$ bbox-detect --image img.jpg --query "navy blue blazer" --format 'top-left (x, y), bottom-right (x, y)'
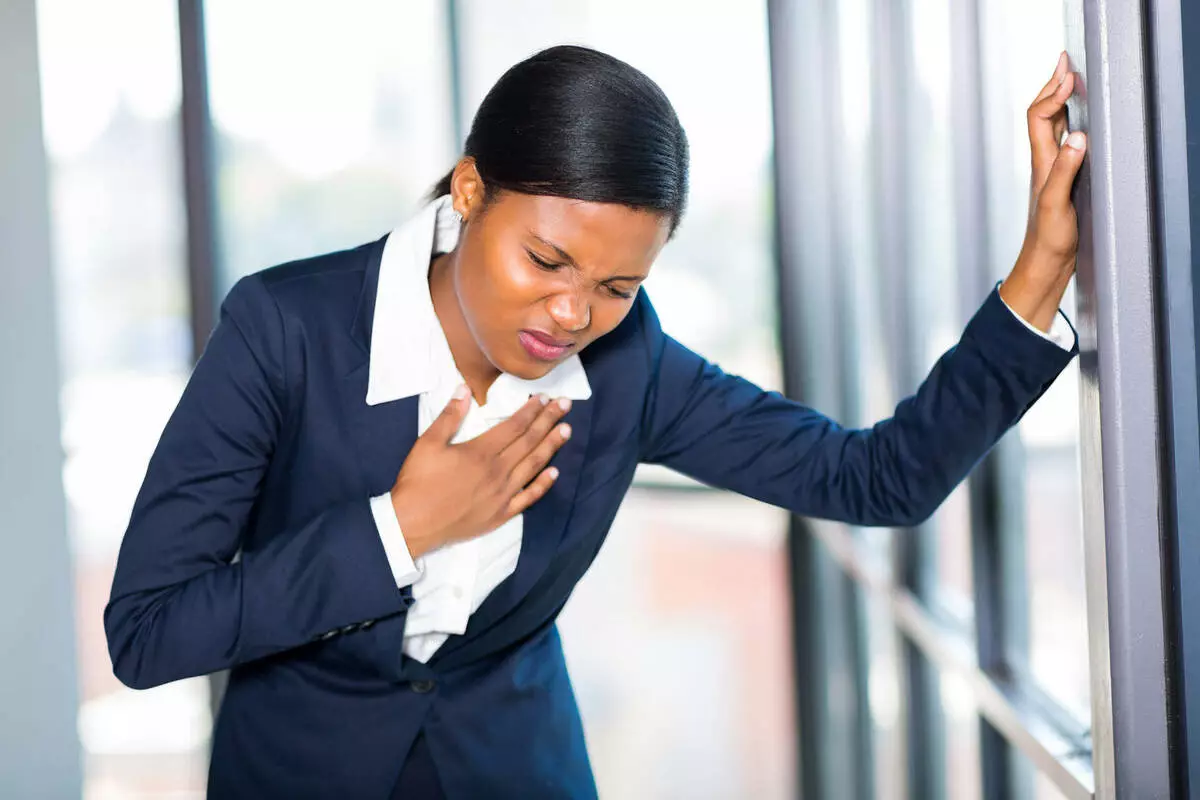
top-left (105, 234), bottom-right (1076, 798)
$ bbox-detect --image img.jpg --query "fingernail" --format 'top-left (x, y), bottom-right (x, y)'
top-left (547, 467), bottom-right (559, 480)
top-left (1067, 131), bottom-right (1086, 150)
top-left (559, 424), bottom-right (571, 440)
top-left (536, 393), bottom-right (550, 406)
top-left (453, 384), bottom-right (470, 400)
top-left (557, 398), bottom-right (572, 412)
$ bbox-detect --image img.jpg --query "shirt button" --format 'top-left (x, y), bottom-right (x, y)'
top-left (452, 586), bottom-right (464, 600)
top-left (410, 680), bottom-right (436, 694)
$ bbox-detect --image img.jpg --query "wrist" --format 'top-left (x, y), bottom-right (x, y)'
top-left (1000, 248), bottom-right (1074, 333)
top-left (390, 486), bottom-right (439, 560)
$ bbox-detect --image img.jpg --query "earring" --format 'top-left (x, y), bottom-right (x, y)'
top-left (451, 209), bottom-right (463, 223)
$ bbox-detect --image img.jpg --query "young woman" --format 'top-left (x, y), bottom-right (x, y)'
top-left (106, 45), bottom-right (1084, 798)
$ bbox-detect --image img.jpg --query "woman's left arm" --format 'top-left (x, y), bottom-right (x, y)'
top-left (638, 54), bottom-right (1085, 526)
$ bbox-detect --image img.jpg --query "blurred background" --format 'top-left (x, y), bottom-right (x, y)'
top-left (4, 0), bottom-right (1199, 798)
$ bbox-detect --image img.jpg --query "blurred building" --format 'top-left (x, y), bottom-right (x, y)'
top-left (2, 1), bottom-right (1199, 798)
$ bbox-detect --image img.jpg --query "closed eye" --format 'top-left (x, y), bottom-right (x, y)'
top-left (603, 283), bottom-right (635, 300)
top-left (525, 248), bottom-right (564, 271)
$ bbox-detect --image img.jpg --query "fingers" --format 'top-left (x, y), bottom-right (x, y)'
top-left (507, 416), bottom-right (572, 490)
top-left (1029, 70), bottom-right (1075, 182)
top-left (1033, 51), bottom-right (1069, 103)
top-left (506, 467), bottom-right (559, 517)
top-left (498, 396), bottom-right (571, 468)
top-left (426, 384), bottom-right (472, 444)
top-left (479, 394), bottom-right (551, 449)
top-left (1038, 131), bottom-right (1087, 212)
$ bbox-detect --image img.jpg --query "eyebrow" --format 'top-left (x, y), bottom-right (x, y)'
top-left (528, 232), bottom-right (647, 284)
top-left (530, 234), bottom-right (577, 266)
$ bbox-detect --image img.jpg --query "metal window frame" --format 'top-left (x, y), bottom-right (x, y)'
top-left (769, 0), bottom-right (1188, 795)
top-left (1063, 0), bottom-right (1176, 794)
top-left (178, 0), bottom-right (220, 358)
top-left (871, 0), bottom-right (948, 797)
top-left (767, 0), bottom-right (858, 796)
top-left (1144, 0), bottom-right (1200, 794)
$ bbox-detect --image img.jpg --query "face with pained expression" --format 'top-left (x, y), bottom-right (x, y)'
top-left (430, 159), bottom-right (673, 384)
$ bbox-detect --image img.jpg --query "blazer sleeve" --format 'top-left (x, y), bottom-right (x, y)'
top-left (105, 274), bottom-right (409, 690)
top-left (638, 288), bottom-right (1078, 527)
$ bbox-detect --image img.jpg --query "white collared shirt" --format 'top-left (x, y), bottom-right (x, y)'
top-left (365, 196), bottom-right (592, 663)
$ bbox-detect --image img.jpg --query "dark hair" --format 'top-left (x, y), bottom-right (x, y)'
top-left (430, 45), bottom-right (689, 235)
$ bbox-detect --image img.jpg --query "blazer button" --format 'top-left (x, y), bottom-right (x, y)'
top-left (410, 680), bottom-right (436, 694)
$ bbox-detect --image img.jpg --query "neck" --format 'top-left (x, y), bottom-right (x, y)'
top-left (428, 250), bottom-right (500, 403)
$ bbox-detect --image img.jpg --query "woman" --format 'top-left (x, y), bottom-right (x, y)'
top-left (106, 45), bottom-right (1083, 798)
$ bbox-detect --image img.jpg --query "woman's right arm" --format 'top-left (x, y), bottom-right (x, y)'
top-left (104, 275), bottom-right (409, 690)
top-left (105, 273), bottom-right (573, 690)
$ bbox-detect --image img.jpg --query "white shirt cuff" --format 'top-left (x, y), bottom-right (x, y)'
top-left (369, 493), bottom-right (423, 588)
top-left (999, 295), bottom-right (1074, 351)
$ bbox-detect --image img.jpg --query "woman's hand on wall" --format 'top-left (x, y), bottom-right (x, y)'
top-left (999, 50), bottom-right (1087, 332)
top-left (389, 389), bottom-right (573, 560)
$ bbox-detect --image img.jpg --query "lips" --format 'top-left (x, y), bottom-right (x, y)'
top-left (518, 330), bottom-right (574, 362)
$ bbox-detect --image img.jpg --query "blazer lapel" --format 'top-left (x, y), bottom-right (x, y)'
top-left (338, 235), bottom-right (423, 498)
top-left (340, 363), bottom-right (421, 498)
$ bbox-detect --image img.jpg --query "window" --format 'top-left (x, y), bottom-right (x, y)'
top-left (978, 0), bottom-right (1091, 723)
top-left (906, 0), bottom-right (975, 617)
top-left (204, 0), bottom-right (456, 290)
top-left (35, 0), bottom-right (207, 795)
top-left (773, 0), bottom-right (1100, 794)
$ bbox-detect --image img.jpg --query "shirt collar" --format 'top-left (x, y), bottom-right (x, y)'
top-left (365, 195), bottom-right (592, 407)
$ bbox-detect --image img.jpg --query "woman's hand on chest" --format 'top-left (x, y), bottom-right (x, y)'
top-left (389, 387), bottom-right (574, 559)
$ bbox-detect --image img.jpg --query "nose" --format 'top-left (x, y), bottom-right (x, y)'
top-left (546, 290), bottom-right (591, 334)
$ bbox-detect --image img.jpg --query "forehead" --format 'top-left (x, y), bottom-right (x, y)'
top-left (490, 191), bottom-right (671, 274)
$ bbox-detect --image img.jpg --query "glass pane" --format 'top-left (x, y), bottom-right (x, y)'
top-left (835, 0), bottom-right (890, 429)
top-left (204, 0), bottom-right (456, 290)
top-left (34, 0), bottom-right (209, 795)
top-left (906, 0), bottom-right (975, 614)
top-left (940, 670), bottom-right (983, 800)
top-left (979, 0), bottom-right (1091, 721)
top-left (559, 490), bottom-right (794, 799)
top-left (865, 596), bottom-right (905, 800)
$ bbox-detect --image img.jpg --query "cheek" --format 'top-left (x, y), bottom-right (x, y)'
top-left (460, 248), bottom-right (543, 331)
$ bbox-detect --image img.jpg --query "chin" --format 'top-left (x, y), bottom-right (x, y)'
top-left (506, 357), bottom-right (557, 381)
top-left (489, 347), bottom-right (553, 381)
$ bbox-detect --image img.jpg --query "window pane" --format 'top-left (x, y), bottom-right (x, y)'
top-left (204, 0), bottom-right (456, 289)
top-left (865, 597), bottom-right (905, 800)
top-left (560, 490), bottom-right (795, 799)
top-left (979, 0), bottom-right (1091, 722)
top-left (34, 0), bottom-right (209, 795)
top-left (906, 0), bottom-right (975, 614)
top-left (940, 671), bottom-right (983, 800)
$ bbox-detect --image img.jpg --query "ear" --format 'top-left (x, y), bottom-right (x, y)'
top-left (450, 158), bottom-right (486, 221)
